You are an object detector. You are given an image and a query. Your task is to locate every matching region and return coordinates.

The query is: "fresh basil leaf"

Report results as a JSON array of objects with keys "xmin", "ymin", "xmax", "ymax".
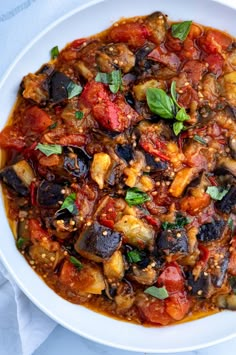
[
  {"xmin": 35, "ymin": 143, "xmax": 62, "ymax": 157},
  {"xmin": 70, "ymin": 256, "xmax": 83, "ymax": 270},
  {"xmin": 175, "ymin": 107, "xmax": 190, "ymax": 122},
  {"xmin": 95, "ymin": 70, "xmax": 122, "ymax": 94},
  {"xmin": 144, "ymin": 286, "xmax": 169, "ymax": 300},
  {"xmin": 146, "ymin": 87, "xmax": 175, "ymax": 119},
  {"xmin": 193, "ymin": 134, "xmax": 207, "ymax": 145},
  {"xmin": 127, "ymin": 249, "xmax": 143, "ymax": 263},
  {"xmin": 49, "ymin": 122, "xmax": 57, "ymax": 130},
  {"xmin": 228, "ymin": 217, "xmax": 234, "ymax": 232},
  {"xmin": 171, "ymin": 21, "xmax": 192, "ymax": 41},
  {"xmin": 162, "ymin": 214, "xmax": 189, "ymax": 230},
  {"xmin": 229, "ymin": 276, "xmax": 236, "ymax": 294},
  {"xmin": 206, "ymin": 186, "xmax": 229, "ymax": 201},
  {"xmin": 17, "ymin": 237, "xmax": 28, "ymax": 250},
  {"xmin": 67, "ymin": 82, "xmax": 82, "ymax": 99},
  {"xmin": 75, "ymin": 111, "xmax": 84, "ymax": 120},
  {"xmin": 50, "ymin": 45, "xmax": 59, "ymax": 59},
  {"xmin": 173, "ymin": 121, "xmax": 184, "ymax": 135},
  {"xmin": 59, "ymin": 193, "xmax": 78, "ymax": 214},
  {"xmin": 170, "ymin": 81, "xmax": 181, "ymax": 109},
  {"xmin": 125, "ymin": 187, "xmax": 151, "ymax": 206}
]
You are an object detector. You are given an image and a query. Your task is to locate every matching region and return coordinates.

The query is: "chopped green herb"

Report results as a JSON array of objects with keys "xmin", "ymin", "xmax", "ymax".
[
  {"xmin": 49, "ymin": 122, "xmax": 57, "ymax": 130},
  {"xmin": 229, "ymin": 276, "xmax": 236, "ymax": 294},
  {"xmin": 16, "ymin": 237, "xmax": 28, "ymax": 249},
  {"xmin": 127, "ymin": 249, "xmax": 143, "ymax": 263},
  {"xmin": 193, "ymin": 134, "xmax": 207, "ymax": 145},
  {"xmin": 95, "ymin": 70, "xmax": 122, "ymax": 94},
  {"xmin": 170, "ymin": 81, "xmax": 181, "ymax": 109},
  {"xmin": 67, "ymin": 81, "xmax": 82, "ymax": 99},
  {"xmin": 162, "ymin": 214, "xmax": 189, "ymax": 230},
  {"xmin": 206, "ymin": 186, "xmax": 229, "ymax": 201},
  {"xmin": 75, "ymin": 111, "xmax": 84, "ymax": 120},
  {"xmin": 59, "ymin": 193, "xmax": 78, "ymax": 215},
  {"xmin": 146, "ymin": 87, "xmax": 175, "ymax": 119},
  {"xmin": 171, "ymin": 21, "xmax": 192, "ymax": 41},
  {"xmin": 70, "ymin": 256, "xmax": 83, "ymax": 270},
  {"xmin": 144, "ymin": 286, "xmax": 169, "ymax": 300},
  {"xmin": 175, "ymin": 107, "xmax": 190, "ymax": 122},
  {"xmin": 50, "ymin": 45, "xmax": 59, "ymax": 59},
  {"xmin": 228, "ymin": 217, "xmax": 234, "ymax": 232},
  {"xmin": 125, "ymin": 187, "xmax": 151, "ymax": 206},
  {"xmin": 35, "ymin": 143, "xmax": 62, "ymax": 157},
  {"xmin": 173, "ymin": 121, "xmax": 185, "ymax": 136}
]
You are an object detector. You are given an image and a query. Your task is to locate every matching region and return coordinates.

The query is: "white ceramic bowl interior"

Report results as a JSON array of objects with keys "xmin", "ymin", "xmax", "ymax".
[{"xmin": 0, "ymin": 0, "xmax": 236, "ymax": 352}]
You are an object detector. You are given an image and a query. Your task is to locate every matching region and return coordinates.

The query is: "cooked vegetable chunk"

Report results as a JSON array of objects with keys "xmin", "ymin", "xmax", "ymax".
[
  {"xmin": 37, "ymin": 180, "xmax": 64, "ymax": 207},
  {"xmin": 215, "ymin": 186, "xmax": 236, "ymax": 213},
  {"xmin": 90, "ymin": 152, "xmax": 111, "ymax": 189},
  {"xmin": 196, "ymin": 220, "xmax": 226, "ymax": 243},
  {"xmin": 157, "ymin": 228, "xmax": 189, "ymax": 256},
  {"xmin": 75, "ymin": 222, "xmax": 122, "ymax": 262}
]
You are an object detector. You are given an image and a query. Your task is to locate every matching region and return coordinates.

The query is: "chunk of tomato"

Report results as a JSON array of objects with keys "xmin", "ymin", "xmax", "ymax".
[
  {"xmin": 109, "ymin": 22, "xmax": 149, "ymax": 48},
  {"xmin": 157, "ymin": 262, "xmax": 185, "ymax": 293},
  {"xmin": 199, "ymin": 29, "xmax": 232, "ymax": 54},
  {"xmin": 204, "ymin": 53, "xmax": 224, "ymax": 76},
  {"xmin": 165, "ymin": 292, "xmax": 190, "ymax": 321},
  {"xmin": 0, "ymin": 126, "xmax": 25, "ymax": 151},
  {"xmin": 24, "ymin": 106, "xmax": 52, "ymax": 133},
  {"xmin": 180, "ymin": 193, "xmax": 211, "ymax": 216},
  {"xmin": 148, "ymin": 45, "xmax": 180, "ymax": 71},
  {"xmin": 139, "ymin": 299, "xmax": 172, "ymax": 325},
  {"xmin": 99, "ymin": 197, "xmax": 117, "ymax": 229},
  {"xmin": 28, "ymin": 219, "xmax": 50, "ymax": 243}
]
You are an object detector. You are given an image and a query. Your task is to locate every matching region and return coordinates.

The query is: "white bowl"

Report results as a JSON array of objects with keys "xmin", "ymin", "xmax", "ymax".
[{"xmin": 1, "ymin": 0, "xmax": 236, "ymax": 352}]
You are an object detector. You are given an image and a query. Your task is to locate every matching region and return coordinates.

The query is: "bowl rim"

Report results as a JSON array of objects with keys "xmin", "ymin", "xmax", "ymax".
[{"xmin": 1, "ymin": 0, "xmax": 236, "ymax": 352}]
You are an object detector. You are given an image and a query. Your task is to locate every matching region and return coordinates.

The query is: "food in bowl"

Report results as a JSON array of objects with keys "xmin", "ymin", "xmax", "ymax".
[{"xmin": 0, "ymin": 10, "xmax": 236, "ymax": 326}]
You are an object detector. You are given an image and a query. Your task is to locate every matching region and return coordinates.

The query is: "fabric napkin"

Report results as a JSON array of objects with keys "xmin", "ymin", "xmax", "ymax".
[{"xmin": 0, "ymin": 260, "xmax": 56, "ymax": 355}]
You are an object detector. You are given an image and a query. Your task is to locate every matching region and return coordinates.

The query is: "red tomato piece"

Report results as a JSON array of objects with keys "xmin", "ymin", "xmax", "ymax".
[
  {"xmin": 80, "ymin": 81, "xmax": 110, "ymax": 106},
  {"xmin": 69, "ymin": 38, "xmax": 87, "ymax": 49},
  {"xmin": 109, "ymin": 22, "xmax": 149, "ymax": 48},
  {"xmin": 182, "ymin": 60, "xmax": 207, "ymax": 87},
  {"xmin": 157, "ymin": 262, "xmax": 185, "ymax": 294},
  {"xmin": 99, "ymin": 197, "xmax": 117, "ymax": 229},
  {"xmin": 181, "ymin": 38, "xmax": 200, "ymax": 60},
  {"xmin": 139, "ymin": 299, "xmax": 172, "ymax": 325},
  {"xmin": 28, "ymin": 219, "xmax": 50, "ymax": 243},
  {"xmin": 180, "ymin": 193, "xmax": 211, "ymax": 216},
  {"xmin": 165, "ymin": 292, "xmax": 190, "ymax": 321},
  {"xmin": 93, "ymin": 100, "xmax": 121, "ymax": 131},
  {"xmin": 204, "ymin": 53, "xmax": 224, "ymax": 76},
  {"xmin": 177, "ymin": 86, "xmax": 199, "ymax": 108},
  {"xmin": 199, "ymin": 29, "xmax": 232, "ymax": 54},
  {"xmin": 0, "ymin": 126, "xmax": 25, "ymax": 151},
  {"xmin": 147, "ymin": 45, "xmax": 180, "ymax": 71},
  {"xmin": 24, "ymin": 106, "xmax": 52, "ymax": 133},
  {"xmin": 165, "ymin": 31, "xmax": 182, "ymax": 52},
  {"xmin": 59, "ymin": 134, "xmax": 86, "ymax": 146}
]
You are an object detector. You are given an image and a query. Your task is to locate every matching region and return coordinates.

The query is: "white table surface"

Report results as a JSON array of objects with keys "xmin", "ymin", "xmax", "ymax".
[{"xmin": 1, "ymin": 1, "xmax": 236, "ymax": 354}]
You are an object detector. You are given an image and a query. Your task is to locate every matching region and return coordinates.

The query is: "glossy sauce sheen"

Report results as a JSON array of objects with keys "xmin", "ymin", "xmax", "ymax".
[{"xmin": 1, "ymin": 12, "xmax": 236, "ymax": 326}]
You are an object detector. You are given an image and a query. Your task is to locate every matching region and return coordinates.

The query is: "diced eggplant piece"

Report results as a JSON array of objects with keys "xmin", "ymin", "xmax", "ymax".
[
  {"xmin": 96, "ymin": 43, "xmax": 135, "ymax": 73},
  {"xmin": 116, "ymin": 144, "xmax": 134, "ymax": 163},
  {"xmin": 63, "ymin": 147, "xmax": 91, "ymax": 179},
  {"xmin": 37, "ymin": 180, "xmax": 64, "ymax": 207},
  {"xmin": 211, "ymin": 252, "xmax": 229, "ymax": 288},
  {"xmin": 196, "ymin": 220, "xmax": 226, "ymax": 243},
  {"xmin": 75, "ymin": 222, "xmax": 122, "ymax": 262},
  {"xmin": 215, "ymin": 157, "xmax": 236, "ymax": 177},
  {"xmin": 169, "ymin": 167, "xmax": 197, "ymax": 198},
  {"xmin": 216, "ymin": 294, "xmax": 236, "ymax": 310},
  {"xmin": 103, "ymin": 250, "xmax": 125, "ymax": 282},
  {"xmin": 114, "ymin": 281, "xmax": 135, "ymax": 312},
  {"xmin": 124, "ymin": 92, "xmax": 136, "ymax": 109},
  {"xmin": 21, "ymin": 73, "xmax": 49, "ymax": 105},
  {"xmin": 133, "ymin": 78, "xmax": 165, "ymax": 101},
  {"xmin": 49, "ymin": 71, "xmax": 72, "ymax": 103},
  {"xmin": 114, "ymin": 215, "xmax": 155, "ymax": 248},
  {"xmin": 145, "ymin": 12, "xmax": 167, "ymax": 45},
  {"xmin": 215, "ymin": 186, "xmax": 236, "ymax": 213},
  {"xmin": 90, "ymin": 152, "xmax": 111, "ymax": 189},
  {"xmin": 229, "ymin": 135, "xmax": 236, "ymax": 159},
  {"xmin": 0, "ymin": 160, "xmax": 35, "ymax": 196},
  {"xmin": 129, "ymin": 264, "xmax": 157, "ymax": 285},
  {"xmin": 145, "ymin": 152, "xmax": 168, "ymax": 172},
  {"xmin": 156, "ymin": 228, "xmax": 189, "ymax": 256},
  {"xmin": 187, "ymin": 271, "xmax": 213, "ymax": 298}
]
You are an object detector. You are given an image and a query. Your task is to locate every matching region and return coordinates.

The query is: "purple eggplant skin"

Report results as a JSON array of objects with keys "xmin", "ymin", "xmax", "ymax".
[
  {"xmin": 215, "ymin": 186, "xmax": 236, "ymax": 214},
  {"xmin": 75, "ymin": 222, "xmax": 122, "ymax": 262},
  {"xmin": 187, "ymin": 271, "xmax": 213, "ymax": 298},
  {"xmin": 37, "ymin": 180, "xmax": 64, "ymax": 207},
  {"xmin": 196, "ymin": 220, "xmax": 226, "ymax": 243},
  {"xmin": 211, "ymin": 252, "xmax": 229, "ymax": 288},
  {"xmin": 0, "ymin": 167, "xmax": 29, "ymax": 196},
  {"xmin": 49, "ymin": 71, "xmax": 72, "ymax": 103},
  {"xmin": 63, "ymin": 147, "xmax": 91, "ymax": 179},
  {"xmin": 156, "ymin": 228, "xmax": 189, "ymax": 255}
]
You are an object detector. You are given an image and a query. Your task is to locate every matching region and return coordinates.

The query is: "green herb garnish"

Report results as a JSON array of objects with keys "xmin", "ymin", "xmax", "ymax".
[
  {"xmin": 70, "ymin": 256, "xmax": 83, "ymax": 270},
  {"xmin": 75, "ymin": 111, "xmax": 84, "ymax": 120},
  {"xmin": 125, "ymin": 187, "xmax": 151, "ymax": 206},
  {"xmin": 67, "ymin": 82, "xmax": 83, "ymax": 99},
  {"xmin": 206, "ymin": 186, "xmax": 229, "ymax": 201},
  {"xmin": 16, "ymin": 237, "xmax": 28, "ymax": 250},
  {"xmin": 95, "ymin": 70, "xmax": 122, "ymax": 94},
  {"xmin": 127, "ymin": 249, "xmax": 143, "ymax": 263},
  {"xmin": 59, "ymin": 193, "xmax": 78, "ymax": 215},
  {"xmin": 146, "ymin": 82, "xmax": 190, "ymax": 135},
  {"xmin": 50, "ymin": 45, "xmax": 59, "ymax": 59},
  {"xmin": 144, "ymin": 286, "xmax": 169, "ymax": 300},
  {"xmin": 228, "ymin": 217, "xmax": 234, "ymax": 232},
  {"xmin": 162, "ymin": 214, "xmax": 189, "ymax": 230},
  {"xmin": 193, "ymin": 134, "xmax": 207, "ymax": 145},
  {"xmin": 35, "ymin": 143, "xmax": 62, "ymax": 157},
  {"xmin": 49, "ymin": 122, "xmax": 57, "ymax": 130},
  {"xmin": 171, "ymin": 21, "xmax": 192, "ymax": 41}
]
